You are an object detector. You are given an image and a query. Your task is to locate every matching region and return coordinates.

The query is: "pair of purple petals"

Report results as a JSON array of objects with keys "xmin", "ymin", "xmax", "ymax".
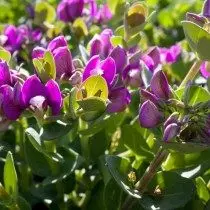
[
  {"xmin": 32, "ymin": 36, "xmax": 74, "ymax": 79},
  {"xmin": 57, "ymin": 0, "xmax": 84, "ymax": 23},
  {"xmin": 0, "ymin": 75, "xmax": 62, "ymax": 120}
]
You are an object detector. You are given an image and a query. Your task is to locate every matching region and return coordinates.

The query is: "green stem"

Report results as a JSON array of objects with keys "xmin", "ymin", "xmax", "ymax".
[
  {"xmin": 124, "ymin": 3, "xmax": 130, "ymax": 42},
  {"xmin": 121, "ymin": 147, "xmax": 168, "ymax": 210},
  {"xmin": 179, "ymin": 59, "xmax": 202, "ymax": 88}
]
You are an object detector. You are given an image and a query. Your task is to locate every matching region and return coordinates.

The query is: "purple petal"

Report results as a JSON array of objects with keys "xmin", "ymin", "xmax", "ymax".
[
  {"xmin": 83, "ymin": 55, "xmax": 100, "ymax": 81},
  {"xmin": 13, "ymin": 82, "xmax": 24, "ymax": 107},
  {"xmin": 147, "ymin": 47, "xmax": 160, "ymax": 70},
  {"xmin": 107, "ymin": 87, "xmax": 131, "ymax": 113},
  {"xmin": 0, "ymin": 85, "xmax": 22, "ymax": 120},
  {"xmin": 109, "ymin": 46, "xmax": 127, "ymax": 74},
  {"xmin": 48, "ymin": 36, "xmax": 67, "ymax": 52},
  {"xmin": 100, "ymin": 57, "xmax": 116, "ymax": 85},
  {"xmin": 57, "ymin": 1, "xmax": 70, "ymax": 22},
  {"xmin": 200, "ymin": 62, "xmax": 210, "ymax": 78},
  {"xmin": 141, "ymin": 55, "xmax": 155, "ymax": 71},
  {"xmin": 32, "ymin": 47, "xmax": 46, "ymax": 59},
  {"xmin": 203, "ymin": 0, "xmax": 210, "ymax": 17},
  {"xmin": 53, "ymin": 46, "xmax": 74, "ymax": 78},
  {"xmin": 22, "ymin": 75, "xmax": 46, "ymax": 106},
  {"xmin": 45, "ymin": 80, "xmax": 62, "ymax": 115},
  {"xmin": 90, "ymin": 37, "xmax": 103, "ymax": 57},
  {"xmin": 139, "ymin": 100, "xmax": 163, "ymax": 128},
  {"xmin": 0, "ymin": 61, "xmax": 11, "ymax": 86},
  {"xmin": 150, "ymin": 70, "xmax": 171, "ymax": 100},
  {"xmin": 163, "ymin": 123, "xmax": 180, "ymax": 142}
]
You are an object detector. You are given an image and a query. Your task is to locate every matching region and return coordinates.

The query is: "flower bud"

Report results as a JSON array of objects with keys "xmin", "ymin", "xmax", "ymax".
[
  {"xmin": 150, "ymin": 70, "xmax": 171, "ymax": 100},
  {"xmin": 69, "ymin": 71, "xmax": 82, "ymax": 86},
  {"xmin": 163, "ymin": 123, "xmax": 180, "ymax": 142},
  {"xmin": 186, "ymin": 12, "xmax": 206, "ymax": 27},
  {"xmin": 47, "ymin": 35, "xmax": 67, "ymax": 52},
  {"xmin": 109, "ymin": 46, "xmax": 127, "ymax": 74},
  {"xmin": 90, "ymin": 37, "xmax": 103, "ymax": 57},
  {"xmin": 73, "ymin": 58, "xmax": 84, "ymax": 69},
  {"xmin": 140, "ymin": 89, "xmax": 158, "ymax": 105},
  {"xmin": 139, "ymin": 100, "xmax": 163, "ymax": 128},
  {"xmin": 57, "ymin": 0, "xmax": 84, "ymax": 23},
  {"xmin": 164, "ymin": 112, "xmax": 179, "ymax": 129},
  {"xmin": 53, "ymin": 46, "xmax": 74, "ymax": 78},
  {"xmin": 203, "ymin": 0, "xmax": 210, "ymax": 18},
  {"xmin": 107, "ymin": 87, "xmax": 131, "ymax": 113}
]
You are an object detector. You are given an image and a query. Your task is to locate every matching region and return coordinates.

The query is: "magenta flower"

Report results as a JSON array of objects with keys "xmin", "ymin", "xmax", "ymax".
[
  {"xmin": 89, "ymin": 29, "xmax": 113, "ymax": 58},
  {"xmin": 160, "ymin": 44, "xmax": 181, "ymax": 64},
  {"xmin": 83, "ymin": 55, "xmax": 116, "ymax": 86},
  {"xmin": 141, "ymin": 47, "xmax": 160, "ymax": 72},
  {"xmin": 0, "ymin": 61, "xmax": 12, "ymax": 87},
  {"xmin": 107, "ymin": 87, "xmax": 131, "ymax": 113},
  {"xmin": 150, "ymin": 70, "xmax": 171, "ymax": 100},
  {"xmin": 203, "ymin": 0, "xmax": 210, "ymax": 17},
  {"xmin": 200, "ymin": 62, "xmax": 210, "ymax": 78},
  {"xmin": 32, "ymin": 36, "xmax": 74, "ymax": 79},
  {"xmin": 3, "ymin": 25, "xmax": 27, "ymax": 53},
  {"xmin": 95, "ymin": 4, "xmax": 112, "ymax": 23},
  {"xmin": 0, "ymin": 82, "xmax": 23, "ymax": 120},
  {"xmin": 163, "ymin": 123, "xmax": 180, "ymax": 142},
  {"xmin": 139, "ymin": 100, "xmax": 163, "ymax": 128},
  {"xmin": 22, "ymin": 75, "xmax": 62, "ymax": 115},
  {"xmin": 57, "ymin": 0, "xmax": 84, "ymax": 23}
]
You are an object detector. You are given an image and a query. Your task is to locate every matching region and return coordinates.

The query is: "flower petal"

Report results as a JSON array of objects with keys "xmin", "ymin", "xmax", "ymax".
[
  {"xmin": 0, "ymin": 61, "xmax": 11, "ymax": 86},
  {"xmin": 83, "ymin": 55, "xmax": 100, "ymax": 81},
  {"xmin": 48, "ymin": 35, "xmax": 67, "ymax": 52},
  {"xmin": 100, "ymin": 57, "xmax": 116, "ymax": 85},
  {"xmin": 45, "ymin": 79, "xmax": 62, "ymax": 115},
  {"xmin": 22, "ymin": 75, "xmax": 46, "ymax": 106}
]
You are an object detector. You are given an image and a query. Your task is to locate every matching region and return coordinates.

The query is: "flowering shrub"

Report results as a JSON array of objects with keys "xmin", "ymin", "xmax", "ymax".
[{"xmin": 0, "ymin": 0, "xmax": 210, "ymax": 209}]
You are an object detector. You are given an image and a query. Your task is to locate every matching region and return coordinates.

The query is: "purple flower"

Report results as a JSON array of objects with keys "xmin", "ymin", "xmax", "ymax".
[
  {"xmin": 47, "ymin": 36, "xmax": 68, "ymax": 52},
  {"xmin": 3, "ymin": 25, "xmax": 26, "ymax": 53},
  {"xmin": 32, "ymin": 36, "xmax": 74, "ymax": 79},
  {"xmin": 107, "ymin": 87, "xmax": 131, "ymax": 113},
  {"xmin": 123, "ymin": 66, "xmax": 143, "ymax": 88},
  {"xmin": 0, "ymin": 83, "xmax": 23, "ymax": 120},
  {"xmin": 22, "ymin": 75, "xmax": 62, "ymax": 115},
  {"xmin": 163, "ymin": 123, "xmax": 180, "ymax": 142},
  {"xmin": 200, "ymin": 62, "xmax": 210, "ymax": 78},
  {"xmin": 95, "ymin": 4, "xmax": 112, "ymax": 23},
  {"xmin": 139, "ymin": 100, "xmax": 163, "ymax": 128},
  {"xmin": 164, "ymin": 112, "xmax": 179, "ymax": 129},
  {"xmin": 0, "ymin": 61, "xmax": 12, "ymax": 87},
  {"xmin": 89, "ymin": 29, "xmax": 113, "ymax": 58},
  {"xmin": 160, "ymin": 44, "xmax": 181, "ymax": 64},
  {"xmin": 140, "ymin": 89, "xmax": 159, "ymax": 105},
  {"xmin": 109, "ymin": 46, "xmax": 127, "ymax": 74},
  {"xmin": 203, "ymin": 0, "xmax": 210, "ymax": 17},
  {"xmin": 150, "ymin": 70, "xmax": 171, "ymax": 100},
  {"xmin": 83, "ymin": 55, "xmax": 116, "ymax": 86},
  {"xmin": 53, "ymin": 46, "xmax": 74, "ymax": 78},
  {"xmin": 57, "ymin": 0, "xmax": 84, "ymax": 23},
  {"xmin": 141, "ymin": 47, "xmax": 160, "ymax": 72}
]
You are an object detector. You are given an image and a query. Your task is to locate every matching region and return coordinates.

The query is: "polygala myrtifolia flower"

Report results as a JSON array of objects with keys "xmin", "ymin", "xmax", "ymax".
[
  {"xmin": 33, "ymin": 36, "xmax": 75, "ymax": 81},
  {"xmin": 57, "ymin": 0, "xmax": 84, "ymax": 23}
]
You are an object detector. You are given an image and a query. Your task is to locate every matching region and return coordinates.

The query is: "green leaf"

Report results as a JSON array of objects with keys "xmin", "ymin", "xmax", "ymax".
[
  {"xmin": 196, "ymin": 177, "xmax": 210, "ymax": 203},
  {"xmin": 25, "ymin": 137, "xmax": 52, "ymax": 176},
  {"xmin": 158, "ymin": 141, "xmax": 209, "ymax": 154},
  {"xmin": 33, "ymin": 51, "xmax": 56, "ymax": 83},
  {"xmin": 4, "ymin": 152, "xmax": 18, "ymax": 198},
  {"xmin": 0, "ymin": 47, "xmax": 11, "ymax": 63},
  {"xmin": 182, "ymin": 21, "xmax": 210, "ymax": 61},
  {"xmin": 140, "ymin": 171, "xmax": 195, "ymax": 210},
  {"xmin": 79, "ymin": 112, "xmax": 125, "ymax": 136},
  {"xmin": 72, "ymin": 18, "xmax": 88, "ymax": 37},
  {"xmin": 17, "ymin": 196, "xmax": 31, "ymax": 210},
  {"xmin": 40, "ymin": 120, "xmax": 72, "ymax": 140},
  {"xmin": 105, "ymin": 155, "xmax": 141, "ymax": 198},
  {"xmin": 0, "ymin": 183, "xmax": 12, "ymax": 206},
  {"xmin": 110, "ymin": 36, "xmax": 125, "ymax": 47},
  {"xmin": 25, "ymin": 128, "xmax": 42, "ymax": 152},
  {"xmin": 127, "ymin": 33, "xmax": 141, "ymax": 48},
  {"xmin": 76, "ymin": 75, "xmax": 108, "ymax": 101},
  {"xmin": 104, "ymin": 178, "xmax": 123, "ymax": 210},
  {"xmin": 175, "ymin": 86, "xmax": 210, "ymax": 106},
  {"xmin": 121, "ymin": 125, "xmax": 153, "ymax": 160},
  {"xmin": 42, "ymin": 147, "xmax": 83, "ymax": 185},
  {"xmin": 107, "ymin": 0, "xmax": 125, "ymax": 14},
  {"xmin": 34, "ymin": 2, "xmax": 56, "ymax": 24}
]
